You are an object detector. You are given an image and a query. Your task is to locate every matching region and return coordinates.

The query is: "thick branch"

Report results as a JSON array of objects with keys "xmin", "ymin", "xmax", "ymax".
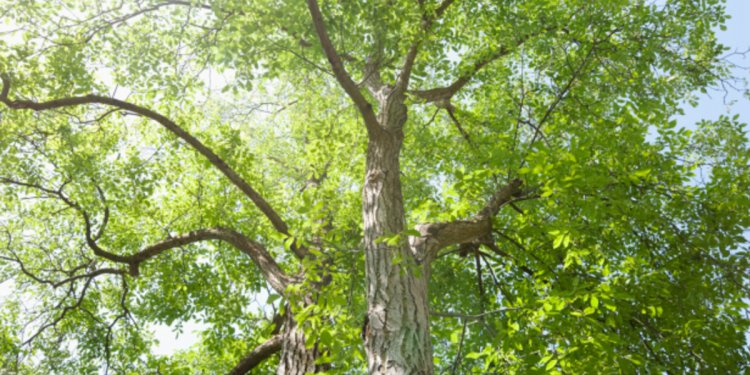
[
  {"xmin": 0, "ymin": 73, "xmax": 303, "ymax": 258},
  {"xmin": 477, "ymin": 178, "xmax": 524, "ymax": 219},
  {"xmin": 305, "ymin": 0, "xmax": 381, "ymax": 134},
  {"xmin": 412, "ymin": 179, "xmax": 524, "ymax": 260},
  {"xmin": 227, "ymin": 334, "xmax": 283, "ymax": 375}
]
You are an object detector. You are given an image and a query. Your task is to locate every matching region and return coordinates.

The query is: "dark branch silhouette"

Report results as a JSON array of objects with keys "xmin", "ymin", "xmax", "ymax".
[{"xmin": 227, "ymin": 334, "xmax": 283, "ymax": 375}]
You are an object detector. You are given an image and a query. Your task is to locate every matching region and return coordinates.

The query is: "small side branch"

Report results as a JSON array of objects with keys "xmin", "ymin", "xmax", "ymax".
[
  {"xmin": 430, "ymin": 307, "xmax": 522, "ymax": 321},
  {"xmin": 444, "ymin": 104, "xmax": 472, "ymax": 145}
]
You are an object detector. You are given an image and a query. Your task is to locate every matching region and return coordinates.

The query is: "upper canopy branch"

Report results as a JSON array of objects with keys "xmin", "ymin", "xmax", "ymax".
[
  {"xmin": 127, "ymin": 227, "xmax": 294, "ymax": 294},
  {"xmin": 305, "ymin": 0, "xmax": 381, "ymax": 134},
  {"xmin": 396, "ymin": 0, "xmax": 456, "ymax": 90},
  {"xmin": 0, "ymin": 73, "xmax": 305, "ymax": 258},
  {"xmin": 410, "ymin": 29, "xmax": 546, "ymax": 104}
]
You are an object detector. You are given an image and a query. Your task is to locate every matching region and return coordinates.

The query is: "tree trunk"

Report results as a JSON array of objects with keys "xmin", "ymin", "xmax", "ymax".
[
  {"xmin": 362, "ymin": 94, "xmax": 433, "ymax": 374},
  {"xmin": 277, "ymin": 308, "xmax": 320, "ymax": 375}
]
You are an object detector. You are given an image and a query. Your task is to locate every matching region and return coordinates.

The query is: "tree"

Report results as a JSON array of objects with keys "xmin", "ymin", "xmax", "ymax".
[{"xmin": 0, "ymin": 0, "xmax": 748, "ymax": 373}]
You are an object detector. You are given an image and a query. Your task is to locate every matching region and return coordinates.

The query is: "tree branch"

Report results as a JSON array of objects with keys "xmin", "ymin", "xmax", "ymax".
[
  {"xmin": 410, "ymin": 31, "xmax": 541, "ymax": 103},
  {"xmin": 305, "ymin": 0, "xmax": 381, "ymax": 134},
  {"xmin": 411, "ymin": 179, "xmax": 526, "ymax": 261},
  {"xmin": 82, "ymin": 0, "xmax": 214, "ymax": 42},
  {"xmin": 0, "ymin": 252, "xmax": 126, "ymax": 289},
  {"xmin": 430, "ymin": 307, "xmax": 522, "ymax": 321},
  {"xmin": 227, "ymin": 334, "xmax": 283, "ymax": 375},
  {"xmin": 0, "ymin": 73, "xmax": 304, "ymax": 258},
  {"xmin": 0, "ymin": 177, "xmax": 293, "ymax": 294},
  {"xmin": 127, "ymin": 227, "xmax": 294, "ymax": 295},
  {"xmin": 445, "ymin": 105, "xmax": 472, "ymax": 145},
  {"xmin": 396, "ymin": 0, "xmax": 456, "ymax": 91}
]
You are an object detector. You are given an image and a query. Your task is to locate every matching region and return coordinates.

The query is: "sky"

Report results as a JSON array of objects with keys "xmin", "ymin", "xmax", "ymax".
[{"xmin": 678, "ymin": 0, "xmax": 749, "ymax": 127}]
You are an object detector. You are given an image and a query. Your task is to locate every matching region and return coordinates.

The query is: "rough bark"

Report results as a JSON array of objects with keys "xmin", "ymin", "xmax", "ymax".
[
  {"xmin": 362, "ymin": 94, "xmax": 433, "ymax": 374},
  {"xmin": 303, "ymin": 4, "xmax": 435, "ymax": 370},
  {"xmin": 277, "ymin": 305, "xmax": 321, "ymax": 375}
]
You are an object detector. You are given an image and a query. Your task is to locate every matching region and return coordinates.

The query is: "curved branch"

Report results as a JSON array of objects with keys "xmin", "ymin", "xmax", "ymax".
[
  {"xmin": 227, "ymin": 334, "xmax": 283, "ymax": 375},
  {"xmin": 0, "ymin": 176, "xmax": 293, "ymax": 294},
  {"xmin": 127, "ymin": 227, "xmax": 294, "ymax": 295},
  {"xmin": 0, "ymin": 253, "xmax": 125, "ymax": 289},
  {"xmin": 0, "ymin": 73, "xmax": 301, "ymax": 258},
  {"xmin": 477, "ymin": 178, "xmax": 524, "ymax": 219},
  {"xmin": 305, "ymin": 0, "xmax": 381, "ymax": 135},
  {"xmin": 0, "ymin": 176, "xmax": 130, "ymax": 264}
]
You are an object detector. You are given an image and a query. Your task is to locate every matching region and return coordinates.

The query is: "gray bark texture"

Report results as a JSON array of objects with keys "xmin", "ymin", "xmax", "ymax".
[
  {"xmin": 362, "ymin": 94, "xmax": 434, "ymax": 375},
  {"xmin": 277, "ymin": 308, "xmax": 322, "ymax": 375}
]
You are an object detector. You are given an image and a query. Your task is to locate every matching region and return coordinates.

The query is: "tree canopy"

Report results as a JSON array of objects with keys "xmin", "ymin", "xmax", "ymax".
[{"xmin": 0, "ymin": 0, "xmax": 748, "ymax": 374}]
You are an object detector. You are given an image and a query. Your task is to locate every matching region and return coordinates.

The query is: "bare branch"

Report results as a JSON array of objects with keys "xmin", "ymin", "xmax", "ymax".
[
  {"xmin": 305, "ymin": 0, "xmax": 381, "ymax": 134},
  {"xmin": 0, "ymin": 73, "xmax": 303, "ymax": 258},
  {"xmin": 227, "ymin": 334, "xmax": 283, "ymax": 375}
]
